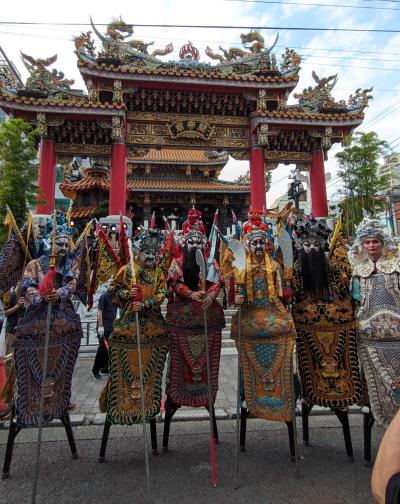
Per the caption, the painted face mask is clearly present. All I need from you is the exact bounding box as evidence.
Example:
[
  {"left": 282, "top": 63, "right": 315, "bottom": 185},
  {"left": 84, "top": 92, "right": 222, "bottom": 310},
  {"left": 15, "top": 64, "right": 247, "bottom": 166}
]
[
  {"left": 249, "top": 236, "right": 266, "bottom": 257},
  {"left": 139, "top": 248, "right": 156, "bottom": 269},
  {"left": 54, "top": 237, "right": 70, "bottom": 258},
  {"left": 186, "top": 235, "right": 204, "bottom": 253},
  {"left": 302, "top": 238, "right": 322, "bottom": 254}
]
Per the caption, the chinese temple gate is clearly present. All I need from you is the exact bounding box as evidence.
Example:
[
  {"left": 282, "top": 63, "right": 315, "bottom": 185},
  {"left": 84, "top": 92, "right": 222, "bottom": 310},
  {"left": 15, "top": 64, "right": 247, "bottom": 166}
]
[
  {"left": 0, "top": 19, "right": 371, "bottom": 223},
  {"left": 60, "top": 148, "right": 250, "bottom": 233}
]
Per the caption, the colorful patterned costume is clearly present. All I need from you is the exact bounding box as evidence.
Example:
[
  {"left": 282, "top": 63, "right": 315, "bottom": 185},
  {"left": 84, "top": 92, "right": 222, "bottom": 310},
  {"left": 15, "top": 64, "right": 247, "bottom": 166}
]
[
  {"left": 13, "top": 255, "right": 82, "bottom": 426},
  {"left": 230, "top": 254, "right": 295, "bottom": 422},
  {"left": 100, "top": 263, "right": 169, "bottom": 424},
  {"left": 293, "top": 235, "right": 362, "bottom": 409},
  {"left": 166, "top": 257, "right": 224, "bottom": 407},
  {"left": 352, "top": 249, "right": 400, "bottom": 427}
]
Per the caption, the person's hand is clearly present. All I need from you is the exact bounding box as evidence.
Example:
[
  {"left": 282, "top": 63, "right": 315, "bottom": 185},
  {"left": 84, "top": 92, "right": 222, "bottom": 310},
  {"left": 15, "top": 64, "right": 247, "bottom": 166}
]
[
  {"left": 235, "top": 294, "right": 244, "bottom": 306},
  {"left": 97, "top": 326, "right": 105, "bottom": 338},
  {"left": 44, "top": 289, "right": 59, "bottom": 303},
  {"left": 131, "top": 301, "right": 143, "bottom": 313},
  {"left": 17, "top": 296, "right": 26, "bottom": 306},
  {"left": 201, "top": 293, "right": 213, "bottom": 311},
  {"left": 191, "top": 291, "right": 204, "bottom": 303},
  {"left": 130, "top": 285, "right": 142, "bottom": 301}
]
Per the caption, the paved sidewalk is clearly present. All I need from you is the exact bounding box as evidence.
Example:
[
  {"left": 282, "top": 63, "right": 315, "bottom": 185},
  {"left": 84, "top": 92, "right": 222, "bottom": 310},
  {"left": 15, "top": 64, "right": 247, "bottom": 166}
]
[{"left": 71, "top": 349, "right": 239, "bottom": 422}]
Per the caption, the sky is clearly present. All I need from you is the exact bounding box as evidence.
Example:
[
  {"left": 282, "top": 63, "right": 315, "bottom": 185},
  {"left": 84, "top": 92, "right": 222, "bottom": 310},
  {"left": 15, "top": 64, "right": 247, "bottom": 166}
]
[{"left": 1, "top": 0, "right": 400, "bottom": 206}]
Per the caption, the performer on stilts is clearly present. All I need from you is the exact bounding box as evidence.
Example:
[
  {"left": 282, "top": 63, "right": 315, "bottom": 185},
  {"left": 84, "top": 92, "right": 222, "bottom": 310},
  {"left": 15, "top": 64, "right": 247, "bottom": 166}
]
[
  {"left": 291, "top": 217, "right": 362, "bottom": 460},
  {"left": 98, "top": 227, "right": 170, "bottom": 459},
  {"left": 351, "top": 213, "right": 400, "bottom": 465},
  {"left": 221, "top": 210, "right": 296, "bottom": 457},
  {"left": 163, "top": 208, "right": 225, "bottom": 451},
  {"left": 2, "top": 211, "right": 84, "bottom": 479}
]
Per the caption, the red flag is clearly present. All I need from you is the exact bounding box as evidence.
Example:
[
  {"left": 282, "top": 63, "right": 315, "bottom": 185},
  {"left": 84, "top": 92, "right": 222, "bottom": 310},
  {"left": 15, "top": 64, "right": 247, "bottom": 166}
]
[{"left": 150, "top": 211, "right": 156, "bottom": 229}]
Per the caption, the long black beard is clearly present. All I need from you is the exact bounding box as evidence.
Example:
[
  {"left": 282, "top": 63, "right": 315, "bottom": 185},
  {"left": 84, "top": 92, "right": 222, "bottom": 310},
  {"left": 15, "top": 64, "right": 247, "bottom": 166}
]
[
  {"left": 300, "top": 249, "right": 330, "bottom": 299},
  {"left": 182, "top": 247, "right": 200, "bottom": 291}
]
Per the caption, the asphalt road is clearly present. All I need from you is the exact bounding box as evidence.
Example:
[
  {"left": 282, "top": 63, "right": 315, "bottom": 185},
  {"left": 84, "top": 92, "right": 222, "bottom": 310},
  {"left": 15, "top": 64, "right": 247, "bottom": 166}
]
[{"left": 0, "top": 414, "right": 383, "bottom": 504}]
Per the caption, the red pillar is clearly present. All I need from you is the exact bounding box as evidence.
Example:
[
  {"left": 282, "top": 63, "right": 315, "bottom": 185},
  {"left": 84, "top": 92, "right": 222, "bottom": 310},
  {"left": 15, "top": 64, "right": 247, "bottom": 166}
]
[
  {"left": 109, "top": 142, "right": 127, "bottom": 215},
  {"left": 310, "top": 150, "right": 328, "bottom": 218},
  {"left": 249, "top": 146, "right": 266, "bottom": 210},
  {"left": 36, "top": 139, "right": 56, "bottom": 215}
]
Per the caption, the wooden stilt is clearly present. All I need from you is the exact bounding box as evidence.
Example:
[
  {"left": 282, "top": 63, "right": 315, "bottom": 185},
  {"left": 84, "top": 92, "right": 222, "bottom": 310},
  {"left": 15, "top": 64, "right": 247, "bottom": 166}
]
[
  {"left": 239, "top": 407, "right": 248, "bottom": 452},
  {"left": 363, "top": 411, "right": 375, "bottom": 467},
  {"left": 334, "top": 409, "right": 354, "bottom": 462},
  {"left": 60, "top": 413, "right": 78, "bottom": 459},
  {"left": 150, "top": 418, "right": 158, "bottom": 455},
  {"left": 2, "top": 406, "right": 21, "bottom": 479},
  {"left": 301, "top": 402, "right": 313, "bottom": 447},
  {"left": 98, "top": 419, "right": 112, "bottom": 462},
  {"left": 162, "top": 397, "right": 179, "bottom": 452}
]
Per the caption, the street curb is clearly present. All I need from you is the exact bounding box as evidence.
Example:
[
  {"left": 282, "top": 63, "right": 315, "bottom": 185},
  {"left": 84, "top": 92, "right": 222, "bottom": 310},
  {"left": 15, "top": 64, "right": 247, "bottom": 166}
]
[{"left": 0, "top": 405, "right": 362, "bottom": 428}]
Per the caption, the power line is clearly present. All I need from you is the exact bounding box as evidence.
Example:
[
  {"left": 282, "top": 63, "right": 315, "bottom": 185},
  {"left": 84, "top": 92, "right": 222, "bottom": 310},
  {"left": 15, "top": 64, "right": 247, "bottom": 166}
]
[
  {"left": 3, "top": 24, "right": 400, "bottom": 57},
  {"left": 224, "top": 0, "right": 400, "bottom": 10},
  {"left": 0, "top": 21, "right": 400, "bottom": 33},
  {"left": 301, "top": 60, "right": 400, "bottom": 72},
  {"left": 3, "top": 29, "right": 400, "bottom": 71}
]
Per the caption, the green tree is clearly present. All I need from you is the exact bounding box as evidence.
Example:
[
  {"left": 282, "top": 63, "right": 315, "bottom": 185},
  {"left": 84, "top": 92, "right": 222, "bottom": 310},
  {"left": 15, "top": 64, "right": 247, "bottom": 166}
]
[
  {"left": 0, "top": 118, "right": 40, "bottom": 242},
  {"left": 335, "top": 131, "right": 391, "bottom": 235}
]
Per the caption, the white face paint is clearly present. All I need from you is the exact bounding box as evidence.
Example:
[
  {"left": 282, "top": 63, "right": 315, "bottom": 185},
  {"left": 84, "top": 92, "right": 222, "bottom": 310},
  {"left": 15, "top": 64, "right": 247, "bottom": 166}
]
[
  {"left": 186, "top": 235, "right": 204, "bottom": 253},
  {"left": 249, "top": 236, "right": 266, "bottom": 257},
  {"left": 139, "top": 249, "right": 156, "bottom": 269},
  {"left": 54, "top": 237, "right": 70, "bottom": 257},
  {"left": 302, "top": 238, "right": 321, "bottom": 254}
]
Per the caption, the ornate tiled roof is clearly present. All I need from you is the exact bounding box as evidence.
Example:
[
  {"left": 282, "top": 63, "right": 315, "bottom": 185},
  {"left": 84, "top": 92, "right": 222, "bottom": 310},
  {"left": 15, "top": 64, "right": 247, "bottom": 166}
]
[
  {"left": 129, "top": 149, "right": 229, "bottom": 165},
  {"left": 127, "top": 178, "right": 249, "bottom": 193},
  {"left": 0, "top": 89, "right": 124, "bottom": 111},
  {"left": 71, "top": 206, "right": 97, "bottom": 218},
  {"left": 60, "top": 166, "right": 110, "bottom": 200},
  {"left": 60, "top": 169, "right": 249, "bottom": 202},
  {"left": 251, "top": 108, "right": 364, "bottom": 123},
  {"left": 78, "top": 61, "right": 299, "bottom": 85}
]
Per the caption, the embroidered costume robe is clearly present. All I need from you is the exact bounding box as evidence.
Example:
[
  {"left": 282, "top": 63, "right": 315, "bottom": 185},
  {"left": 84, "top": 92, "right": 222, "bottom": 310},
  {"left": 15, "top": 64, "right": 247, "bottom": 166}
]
[
  {"left": 293, "top": 238, "right": 362, "bottom": 409},
  {"left": 100, "top": 264, "right": 169, "bottom": 424},
  {"left": 352, "top": 253, "right": 400, "bottom": 426},
  {"left": 165, "top": 258, "right": 225, "bottom": 407},
  {"left": 230, "top": 256, "right": 295, "bottom": 422},
  {"left": 13, "top": 255, "right": 82, "bottom": 426}
]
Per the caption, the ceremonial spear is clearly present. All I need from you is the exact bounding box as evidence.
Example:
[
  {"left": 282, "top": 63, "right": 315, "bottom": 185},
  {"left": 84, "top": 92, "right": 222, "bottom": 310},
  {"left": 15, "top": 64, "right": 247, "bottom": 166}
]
[
  {"left": 195, "top": 248, "right": 217, "bottom": 488},
  {"left": 226, "top": 238, "right": 246, "bottom": 490},
  {"left": 277, "top": 227, "right": 302, "bottom": 479},
  {"left": 32, "top": 210, "right": 57, "bottom": 504},
  {"left": 127, "top": 238, "right": 151, "bottom": 502}
]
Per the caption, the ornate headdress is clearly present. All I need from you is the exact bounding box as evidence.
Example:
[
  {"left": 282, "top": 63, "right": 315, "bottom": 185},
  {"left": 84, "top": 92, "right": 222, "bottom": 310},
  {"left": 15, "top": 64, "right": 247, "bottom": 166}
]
[
  {"left": 241, "top": 209, "right": 277, "bottom": 303},
  {"left": 293, "top": 218, "right": 331, "bottom": 251},
  {"left": 40, "top": 211, "right": 73, "bottom": 254},
  {"left": 351, "top": 212, "right": 397, "bottom": 258},
  {"left": 180, "top": 208, "right": 207, "bottom": 248},
  {"left": 44, "top": 211, "right": 73, "bottom": 240},
  {"left": 242, "top": 209, "right": 268, "bottom": 250},
  {"left": 135, "top": 228, "right": 163, "bottom": 253}
]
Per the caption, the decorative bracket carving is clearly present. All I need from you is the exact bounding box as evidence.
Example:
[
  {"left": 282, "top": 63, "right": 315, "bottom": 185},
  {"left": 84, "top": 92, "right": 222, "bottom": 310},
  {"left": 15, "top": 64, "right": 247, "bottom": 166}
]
[
  {"left": 36, "top": 113, "right": 48, "bottom": 138},
  {"left": 112, "top": 116, "right": 124, "bottom": 142},
  {"left": 257, "top": 124, "right": 269, "bottom": 146},
  {"left": 113, "top": 79, "right": 123, "bottom": 104}
]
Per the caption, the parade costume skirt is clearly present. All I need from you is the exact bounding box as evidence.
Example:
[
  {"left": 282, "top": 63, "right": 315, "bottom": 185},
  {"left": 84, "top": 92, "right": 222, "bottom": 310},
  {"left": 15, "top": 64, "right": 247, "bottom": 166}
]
[
  {"left": 231, "top": 305, "right": 295, "bottom": 422},
  {"left": 13, "top": 302, "right": 82, "bottom": 427},
  {"left": 166, "top": 299, "right": 224, "bottom": 408},
  {"left": 293, "top": 299, "right": 362, "bottom": 409},
  {"left": 100, "top": 309, "right": 170, "bottom": 425},
  {"left": 358, "top": 309, "right": 400, "bottom": 427}
]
